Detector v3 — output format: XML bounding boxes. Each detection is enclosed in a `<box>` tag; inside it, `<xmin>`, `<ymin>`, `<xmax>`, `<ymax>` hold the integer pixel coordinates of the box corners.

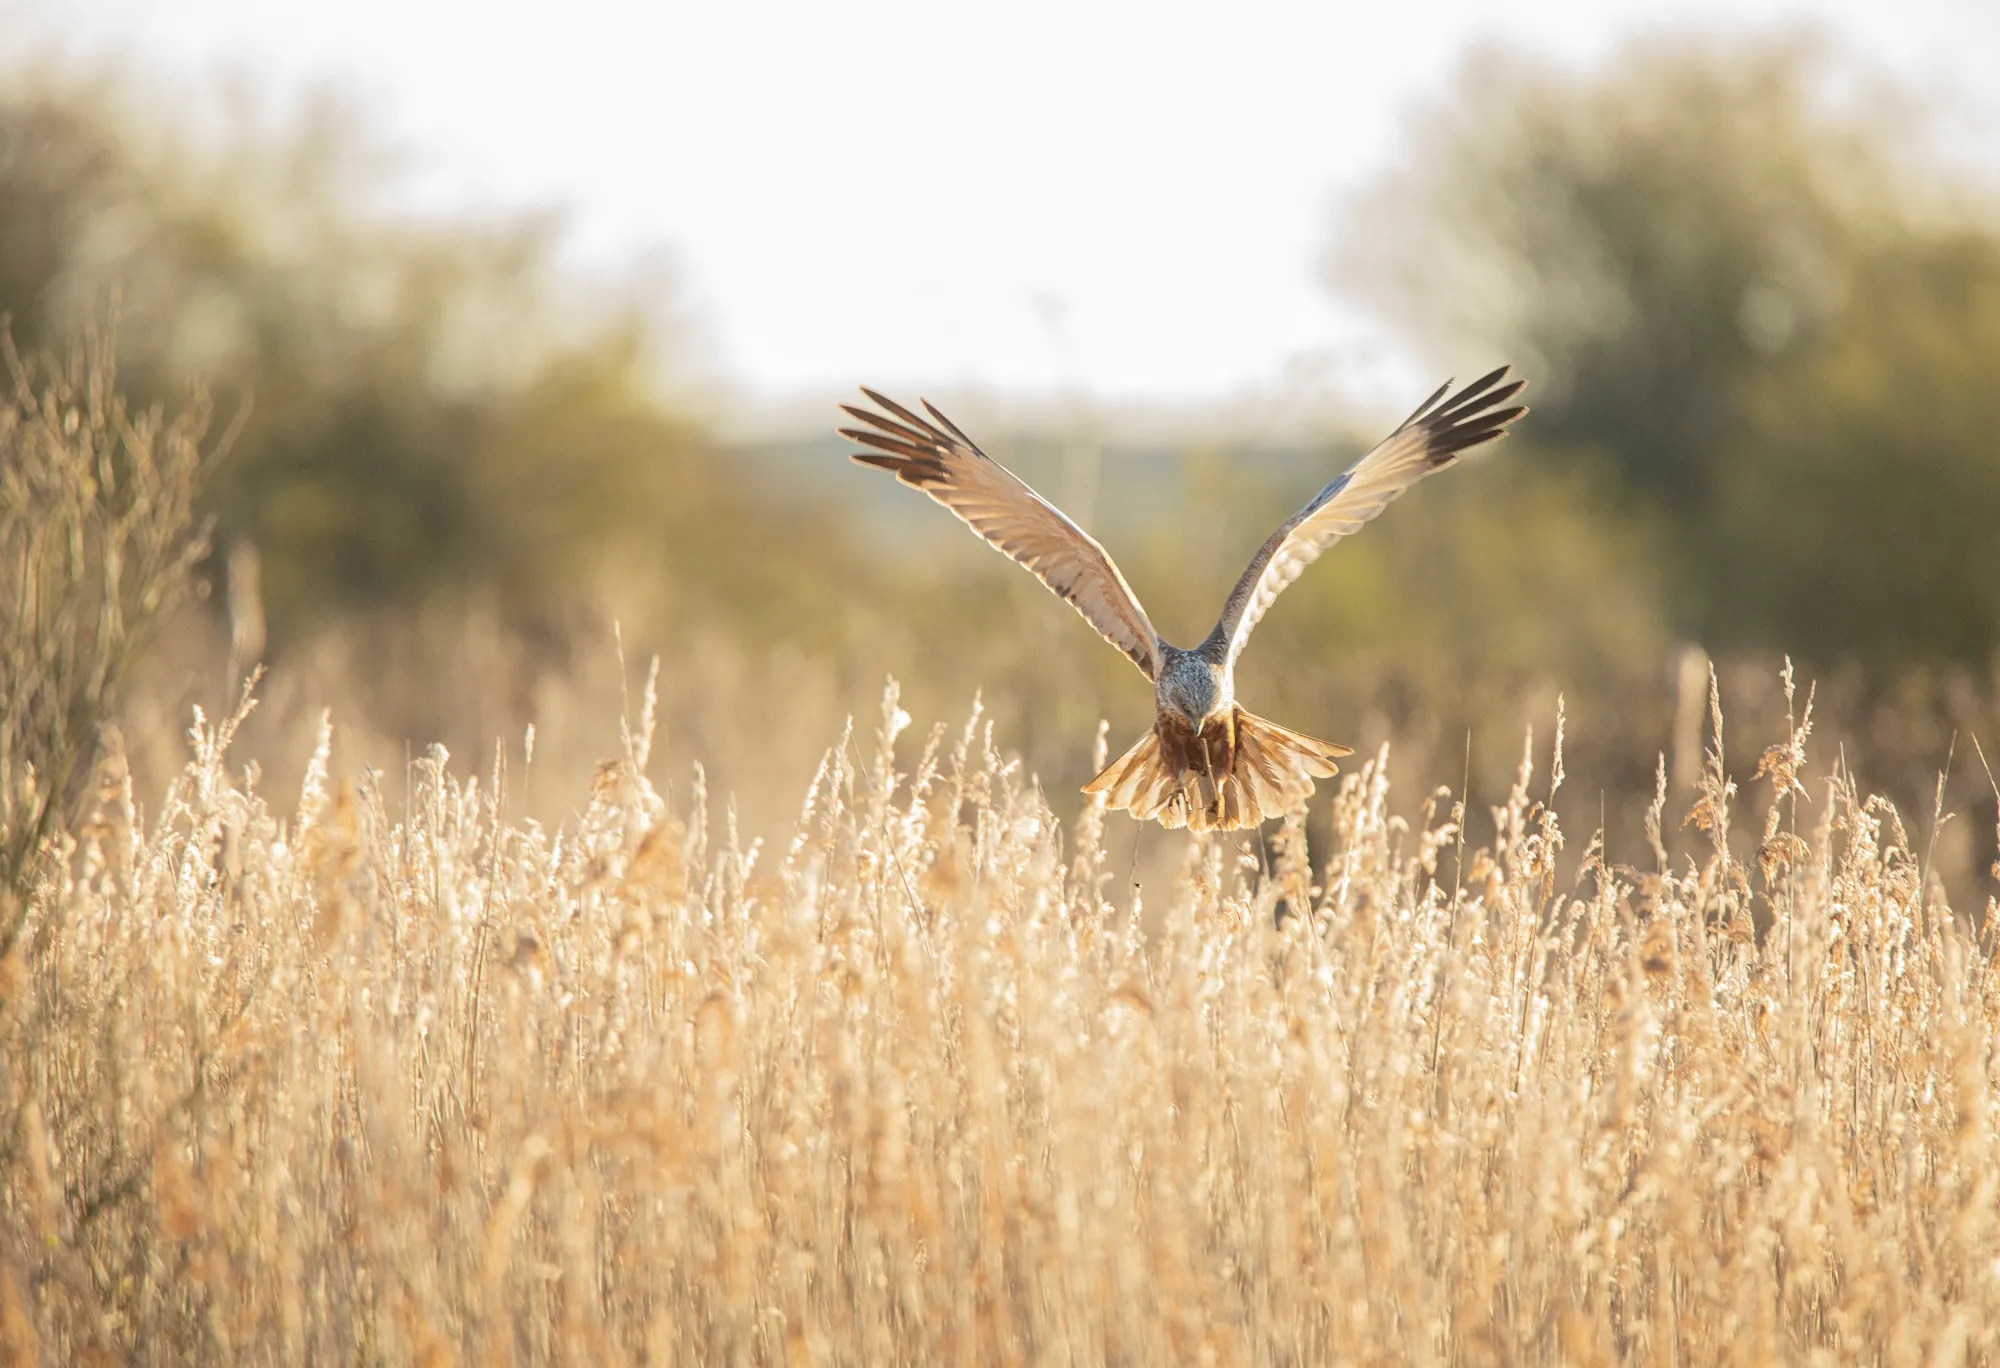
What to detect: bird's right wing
<box><xmin>839</xmin><ymin>389</ymin><xmax>1164</xmax><ymax>680</ymax></box>
<box><xmin>1203</xmin><ymin>366</ymin><xmax>1528</xmax><ymax>665</ymax></box>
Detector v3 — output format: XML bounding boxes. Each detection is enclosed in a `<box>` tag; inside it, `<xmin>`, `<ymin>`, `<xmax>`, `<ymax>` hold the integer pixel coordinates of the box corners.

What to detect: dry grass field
<box><xmin>7</xmin><ymin>330</ymin><xmax>2000</xmax><ymax>1366</ymax></box>
<box><xmin>5</xmin><ymin>655</ymin><xmax>2000</xmax><ymax>1364</ymax></box>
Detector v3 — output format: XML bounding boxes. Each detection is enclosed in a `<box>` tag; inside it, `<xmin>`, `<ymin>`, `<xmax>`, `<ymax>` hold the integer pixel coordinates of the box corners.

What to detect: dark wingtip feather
<box><xmin>840</xmin><ymin>426</ymin><xmax>929</xmax><ymax>456</ymax></box>
<box><xmin>920</xmin><ymin>397</ymin><xmax>979</xmax><ymax>451</ymax></box>
<box><xmin>1400</xmin><ymin>377</ymin><xmax>1456</xmax><ymax>430</ymax></box>
<box><xmin>856</xmin><ymin>387</ymin><xmax>947</xmax><ymax>440</ymax></box>
<box><xmin>1428</xmin><ymin>366</ymin><xmax>1505</xmax><ymax>416</ymax></box>
<box><xmin>1448</xmin><ymin>376</ymin><xmax>1524</xmax><ymax>415</ymax></box>
<box><xmin>839</xmin><ymin>389</ymin><xmax>955</xmax><ymax>454</ymax></box>
<box><xmin>1420</xmin><ymin>368</ymin><xmax>1529</xmax><ymax>463</ymax></box>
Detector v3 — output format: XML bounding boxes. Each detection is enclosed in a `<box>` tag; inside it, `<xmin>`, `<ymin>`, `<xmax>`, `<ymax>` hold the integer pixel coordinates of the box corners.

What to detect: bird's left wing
<box><xmin>839</xmin><ymin>389</ymin><xmax>1164</xmax><ymax>680</ymax></box>
<box><xmin>1203</xmin><ymin>366</ymin><xmax>1528</xmax><ymax>666</ymax></box>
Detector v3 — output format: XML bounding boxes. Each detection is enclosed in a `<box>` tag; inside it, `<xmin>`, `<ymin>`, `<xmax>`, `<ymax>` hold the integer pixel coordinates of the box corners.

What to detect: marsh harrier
<box><xmin>838</xmin><ymin>368</ymin><xmax>1527</xmax><ymax>831</ymax></box>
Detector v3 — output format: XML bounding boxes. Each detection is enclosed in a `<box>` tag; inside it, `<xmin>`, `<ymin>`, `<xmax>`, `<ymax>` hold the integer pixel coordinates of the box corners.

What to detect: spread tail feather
<box><xmin>1082</xmin><ymin>709</ymin><xmax>1354</xmax><ymax>832</ymax></box>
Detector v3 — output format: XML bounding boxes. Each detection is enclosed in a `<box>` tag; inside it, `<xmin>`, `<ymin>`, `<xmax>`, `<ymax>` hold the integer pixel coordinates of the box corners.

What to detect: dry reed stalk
<box><xmin>0</xmin><ymin>672</ymin><xmax>1996</xmax><ymax>1366</ymax></box>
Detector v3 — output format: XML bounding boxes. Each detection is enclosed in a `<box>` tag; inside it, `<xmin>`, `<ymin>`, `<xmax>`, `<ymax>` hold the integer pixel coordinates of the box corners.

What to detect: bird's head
<box><xmin>1159</xmin><ymin>655</ymin><xmax>1228</xmax><ymax>730</ymax></box>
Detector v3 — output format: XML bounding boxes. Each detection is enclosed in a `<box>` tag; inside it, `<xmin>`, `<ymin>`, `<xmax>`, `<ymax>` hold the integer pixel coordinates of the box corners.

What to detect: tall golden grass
<box><xmin>6</xmin><ymin>324</ymin><xmax>2000</xmax><ymax>1365</ymax></box>
<box><xmin>5</xmin><ymin>652</ymin><xmax>1999</xmax><ymax>1364</ymax></box>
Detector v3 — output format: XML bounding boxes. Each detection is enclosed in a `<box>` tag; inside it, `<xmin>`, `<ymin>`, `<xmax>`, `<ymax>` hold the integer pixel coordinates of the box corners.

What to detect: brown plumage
<box><xmin>1085</xmin><ymin>708</ymin><xmax>1351</xmax><ymax>832</ymax></box>
<box><xmin>839</xmin><ymin>367</ymin><xmax>1528</xmax><ymax>831</ymax></box>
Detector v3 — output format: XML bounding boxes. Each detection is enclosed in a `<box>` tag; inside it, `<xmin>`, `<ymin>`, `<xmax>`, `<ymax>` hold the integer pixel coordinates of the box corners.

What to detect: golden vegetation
<box><xmin>4</xmin><ymin>371</ymin><xmax>1999</xmax><ymax>1359</ymax></box>
<box><xmin>6</xmin><ymin>662</ymin><xmax>2000</xmax><ymax>1363</ymax></box>
<box><xmin>0</xmin><ymin>328</ymin><xmax>223</xmax><ymax>913</ymax></box>
<box><xmin>5</xmin><ymin>37</ymin><xmax>2000</xmax><ymax>1364</ymax></box>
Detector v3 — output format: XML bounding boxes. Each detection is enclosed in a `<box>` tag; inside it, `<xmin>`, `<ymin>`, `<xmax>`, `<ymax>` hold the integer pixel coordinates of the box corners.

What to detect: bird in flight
<box><xmin>838</xmin><ymin>368</ymin><xmax>1527</xmax><ymax>831</ymax></box>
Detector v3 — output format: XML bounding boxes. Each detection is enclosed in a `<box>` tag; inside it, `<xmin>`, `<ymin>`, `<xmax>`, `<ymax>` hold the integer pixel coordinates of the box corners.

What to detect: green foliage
<box><xmin>1240</xmin><ymin>455</ymin><xmax>1667</xmax><ymax>675</ymax></box>
<box><xmin>5</xmin><ymin>42</ymin><xmax>1993</xmax><ymax>844</ymax></box>
<box><xmin>1335</xmin><ymin>33</ymin><xmax>2000</xmax><ymax>667</ymax></box>
<box><xmin>0</xmin><ymin>78</ymin><xmax>858</xmax><ymax>692</ymax></box>
<box><xmin>1716</xmin><ymin>234</ymin><xmax>2000</xmax><ymax>661</ymax></box>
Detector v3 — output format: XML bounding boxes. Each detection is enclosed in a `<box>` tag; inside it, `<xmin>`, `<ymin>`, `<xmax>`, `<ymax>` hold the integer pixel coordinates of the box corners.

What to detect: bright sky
<box><xmin>26</xmin><ymin>0</ymin><xmax>2000</xmax><ymax>405</ymax></box>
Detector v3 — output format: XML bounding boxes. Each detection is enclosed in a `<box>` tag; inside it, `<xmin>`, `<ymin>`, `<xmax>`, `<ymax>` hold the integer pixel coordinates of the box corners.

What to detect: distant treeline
<box><xmin>1335</xmin><ymin>32</ymin><xmax>2000</xmax><ymax>667</ymax></box>
<box><xmin>0</xmin><ymin>76</ymin><xmax>862</xmax><ymax>690</ymax></box>
<box><xmin>3</xmin><ymin>37</ymin><xmax>1998</xmax><ymax>844</ymax></box>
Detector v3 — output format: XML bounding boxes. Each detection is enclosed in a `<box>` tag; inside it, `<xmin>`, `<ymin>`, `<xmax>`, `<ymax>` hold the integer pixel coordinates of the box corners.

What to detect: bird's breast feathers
<box><xmin>1156</xmin><ymin>707</ymin><xmax>1237</xmax><ymax>785</ymax></box>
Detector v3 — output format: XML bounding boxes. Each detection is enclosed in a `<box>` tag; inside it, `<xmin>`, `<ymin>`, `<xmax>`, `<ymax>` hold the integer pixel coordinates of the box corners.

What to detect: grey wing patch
<box><xmin>839</xmin><ymin>389</ymin><xmax>1165</xmax><ymax>679</ymax></box>
<box><xmin>1203</xmin><ymin>366</ymin><xmax>1528</xmax><ymax>664</ymax></box>
<box><xmin>1290</xmin><ymin>467</ymin><xmax>1357</xmax><ymax>528</ymax></box>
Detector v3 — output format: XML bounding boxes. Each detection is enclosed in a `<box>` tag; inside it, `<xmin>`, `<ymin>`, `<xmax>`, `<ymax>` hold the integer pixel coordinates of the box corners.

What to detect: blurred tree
<box><xmin>0</xmin><ymin>77</ymin><xmax>860</xmax><ymax>710</ymax></box>
<box><xmin>1332</xmin><ymin>32</ymin><xmax>2000</xmax><ymax>666</ymax></box>
<box><xmin>1717</xmin><ymin>233</ymin><xmax>2000</xmax><ymax>661</ymax></box>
